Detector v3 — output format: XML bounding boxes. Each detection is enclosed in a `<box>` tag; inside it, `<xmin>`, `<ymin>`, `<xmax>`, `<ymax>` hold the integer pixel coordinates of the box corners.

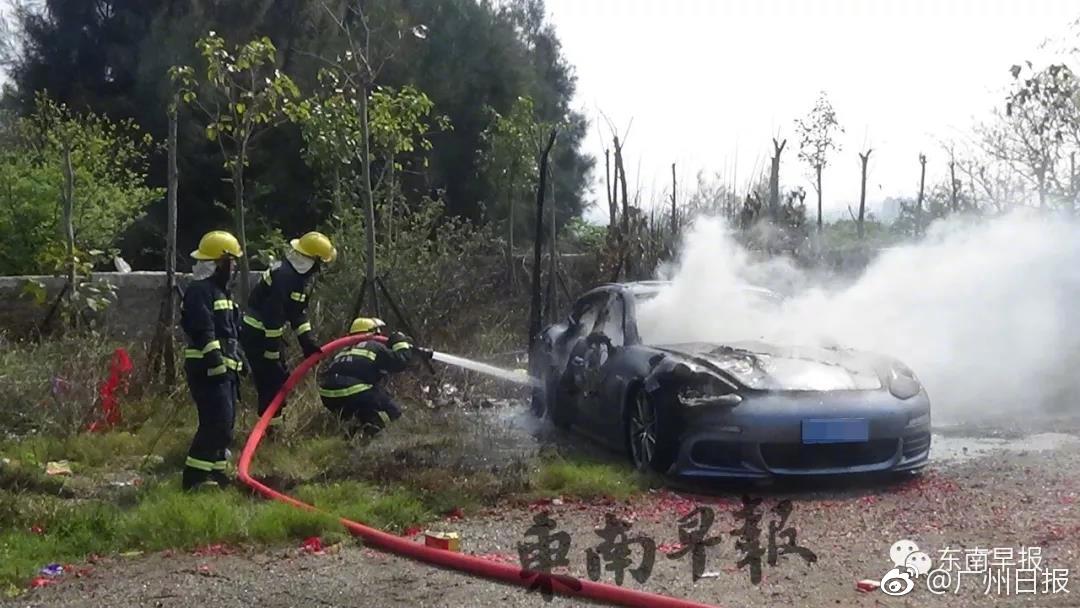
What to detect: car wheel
<box><xmin>626</xmin><ymin>388</ymin><xmax>675</xmax><ymax>473</ymax></box>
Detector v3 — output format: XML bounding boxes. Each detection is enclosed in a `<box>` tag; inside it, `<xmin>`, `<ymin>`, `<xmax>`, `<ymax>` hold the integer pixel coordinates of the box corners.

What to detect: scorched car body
<box><xmin>529</xmin><ymin>281</ymin><xmax>931</xmax><ymax>478</ymax></box>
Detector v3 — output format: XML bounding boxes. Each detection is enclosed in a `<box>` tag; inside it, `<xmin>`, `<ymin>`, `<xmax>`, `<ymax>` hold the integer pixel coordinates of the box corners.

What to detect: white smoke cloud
<box><xmin>636</xmin><ymin>212</ymin><xmax>1080</xmax><ymax>423</ymax></box>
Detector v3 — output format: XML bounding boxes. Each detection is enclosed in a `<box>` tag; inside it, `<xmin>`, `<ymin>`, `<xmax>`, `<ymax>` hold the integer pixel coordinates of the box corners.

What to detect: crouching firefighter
<box><xmin>317</xmin><ymin>318</ymin><xmax>433</xmax><ymax>437</ymax></box>
<box><xmin>180</xmin><ymin>231</ymin><xmax>246</xmax><ymax>491</ymax></box>
<box><xmin>241</xmin><ymin>232</ymin><xmax>336</xmax><ymax>430</ymax></box>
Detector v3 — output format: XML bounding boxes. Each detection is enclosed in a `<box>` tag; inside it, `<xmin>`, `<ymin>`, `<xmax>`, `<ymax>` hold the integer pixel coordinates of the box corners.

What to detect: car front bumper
<box><xmin>668</xmin><ymin>390</ymin><xmax>932</xmax><ymax>479</ymax></box>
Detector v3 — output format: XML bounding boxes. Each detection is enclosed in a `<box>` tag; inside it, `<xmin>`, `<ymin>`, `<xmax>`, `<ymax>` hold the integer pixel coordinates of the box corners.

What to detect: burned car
<box><xmin>529</xmin><ymin>281</ymin><xmax>931</xmax><ymax>478</ymax></box>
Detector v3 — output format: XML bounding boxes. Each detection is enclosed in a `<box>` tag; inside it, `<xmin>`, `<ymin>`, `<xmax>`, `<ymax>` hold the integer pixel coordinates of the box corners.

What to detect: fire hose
<box><xmin>237</xmin><ymin>333</ymin><xmax>719</xmax><ymax>608</ymax></box>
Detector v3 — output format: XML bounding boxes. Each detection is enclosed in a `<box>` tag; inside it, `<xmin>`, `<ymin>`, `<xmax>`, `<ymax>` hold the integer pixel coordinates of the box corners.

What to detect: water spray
<box><xmin>430</xmin><ymin>351</ymin><xmax>539</xmax><ymax>387</ymax></box>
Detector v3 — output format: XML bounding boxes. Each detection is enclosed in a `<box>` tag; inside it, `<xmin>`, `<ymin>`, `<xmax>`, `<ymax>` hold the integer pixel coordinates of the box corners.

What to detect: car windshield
<box><xmin>632</xmin><ymin>284</ymin><xmax>783</xmax><ymax>345</ymax></box>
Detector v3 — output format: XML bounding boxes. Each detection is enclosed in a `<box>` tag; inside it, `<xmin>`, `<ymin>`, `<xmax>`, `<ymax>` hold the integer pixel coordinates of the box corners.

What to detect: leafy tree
<box><xmin>480</xmin><ymin>95</ymin><xmax>543</xmax><ymax>272</ymax></box>
<box><xmin>170</xmin><ymin>32</ymin><xmax>305</xmax><ymax>301</ymax></box>
<box><xmin>795</xmin><ymin>92</ymin><xmax>843</xmax><ymax>231</ymax></box>
<box><xmin>0</xmin><ymin>93</ymin><xmax>160</xmax><ymax>276</ymax></box>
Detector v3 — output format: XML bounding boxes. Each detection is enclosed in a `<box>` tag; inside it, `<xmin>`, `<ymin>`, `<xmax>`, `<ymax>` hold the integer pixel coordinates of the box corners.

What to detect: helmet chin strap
<box><xmin>286</xmin><ymin>249</ymin><xmax>316</xmax><ymax>274</ymax></box>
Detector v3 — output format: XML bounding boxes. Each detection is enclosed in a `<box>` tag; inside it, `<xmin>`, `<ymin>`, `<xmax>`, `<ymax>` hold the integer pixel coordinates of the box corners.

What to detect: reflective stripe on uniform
<box><xmin>342</xmin><ymin>348</ymin><xmax>376</xmax><ymax>360</ymax></box>
<box><xmin>184</xmin><ymin>340</ymin><xmax>222</xmax><ymax>359</ymax></box>
<box><xmin>185</xmin><ymin>456</ymin><xmax>215</xmax><ymax>471</ymax></box>
<box><xmin>377</xmin><ymin>411</ymin><xmax>391</xmax><ymax>425</ymax></box>
<box><xmin>318</xmin><ymin>383</ymin><xmax>372</xmax><ymax>398</ymax></box>
<box><xmin>212</xmin><ymin>299</ymin><xmax>235</xmax><ymax>311</ymax></box>
<box><xmin>207</xmin><ymin>364</ymin><xmax>227</xmax><ymax>377</ymax></box>
<box><xmin>392</xmin><ymin>341</ymin><xmax>412</xmax><ymax>352</ymax></box>
<box><xmin>290</xmin><ymin>292</ymin><xmax>307</xmax><ymax>302</ymax></box>
<box><xmin>244</xmin><ymin>315</ymin><xmax>284</xmax><ymax>338</ymax></box>
<box><xmin>223</xmin><ymin>357</ymin><xmax>242</xmax><ymax>371</ymax></box>
<box><xmin>296</xmin><ymin>322</ymin><xmax>312</xmax><ymax>335</ymax></box>
<box><xmin>263</xmin><ymin>351</ymin><xmax>280</xmax><ymax>360</ymax></box>
<box><xmin>212</xmin><ymin>460</ymin><xmax>228</xmax><ymax>471</ymax></box>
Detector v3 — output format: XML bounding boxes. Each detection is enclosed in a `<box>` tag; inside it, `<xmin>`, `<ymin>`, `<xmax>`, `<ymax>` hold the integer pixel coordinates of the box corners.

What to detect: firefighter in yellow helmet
<box><xmin>180</xmin><ymin>231</ymin><xmax>245</xmax><ymax>490</ymax></box>
<box><xmin>317</xmin><ymin>317</ymin><xmax>433</xmax><ymax>437</ymax></box>
<box><xmin>240</xmin><ymin>232</ymin><xmax>336</xmax><ymax>430</ymax></box>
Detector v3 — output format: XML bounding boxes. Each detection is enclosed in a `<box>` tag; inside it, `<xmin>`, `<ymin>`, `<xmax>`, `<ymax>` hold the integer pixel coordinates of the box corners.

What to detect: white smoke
<box><xmin>636</xmin><ymin>212</ymin><xmax>1080</xmax><ymax>423</ymax></box>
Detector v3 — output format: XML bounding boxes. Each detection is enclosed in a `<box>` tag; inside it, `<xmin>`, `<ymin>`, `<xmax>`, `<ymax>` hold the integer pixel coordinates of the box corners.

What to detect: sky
<box><xmin>545</xmin><ymin>0</ymin><xmax>1080</xmax><ymax>223</ymax></box>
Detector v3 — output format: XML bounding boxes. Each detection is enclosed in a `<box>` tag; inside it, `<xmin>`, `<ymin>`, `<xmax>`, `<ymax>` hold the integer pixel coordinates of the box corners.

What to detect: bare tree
<box><xmin>857</xmin><ymin>148</ymin><xmax>873</xmax><ymax>239</ymax></box>
<box><xmin>527</xmin><ymin>129</ymin><xmax>558</xmax><ymax>351</ymax></box>
<box><xmin>795</xmin><ymin>92</ymin><xmax>844</xmax><ymax>231</ymax></box>
<box><xmin>768</xmin><ymin>138</ymin><xmax>786</xmax><ymax>222</ymax></box>
<box><xmin>917</xmin><ymin>153</ymin><xmax>927</xmax><ymax>234</ymax></box>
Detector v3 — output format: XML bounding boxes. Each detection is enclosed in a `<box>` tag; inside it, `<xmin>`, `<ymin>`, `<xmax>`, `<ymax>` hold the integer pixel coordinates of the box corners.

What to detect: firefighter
<box><xmin>241</xmin><ymin>232</ymin><xmax>336</xmax><ymax>429</ymax></box>
<box><xmin>318</xmin><ymin>317</ymin><xmax>433</xmax><ymax>437</ymax></box>
<box><xmin>180</xmin><ymin>230</ymin><xmax>245</xmax><ymax>491</ymax></box>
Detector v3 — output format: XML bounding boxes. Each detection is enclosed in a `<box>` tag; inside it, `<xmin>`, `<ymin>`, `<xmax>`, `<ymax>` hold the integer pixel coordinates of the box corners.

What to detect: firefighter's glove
<box><xmin>415</xmin><ymin>346</ymin><xmax>434</xmax><ymax>361</ymax></box>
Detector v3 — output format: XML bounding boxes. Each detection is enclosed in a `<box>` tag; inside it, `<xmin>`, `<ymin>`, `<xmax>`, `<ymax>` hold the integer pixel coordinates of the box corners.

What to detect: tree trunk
<box><xmin>917</xmin><ymin>154</ymin><xmax>927</xmax><ymax>235</ymax></box>
<box><xmin>857</xmin><ymin>149</ymin><xmax>872</xmax><ymax>240</ymax></box>
<box><xmin>506</xmin><ymin>158</ymin><xmax>517</xmax><ymax>285</ymax></box>
<box><xmin>359</xmin><ymin>85</ymin><xmax>378</xmax><ymax>313</ymax></box>
<box><xmin>769</xmin><ymin>138</ymin><xmax>786</xmax><ymax>222</ymax></box>
<box><xmin>948</xmin><ymin>159</ymin><xmax>958</xmax><ymax>214</ymax></box>
<box><xmin>164</xmin><ymin>99</ymin><xmax>179</xmax><ymax>385</ymax></box>
<box><xmin>605</xmin><ymin>149</ymin><xmax>615</xmax><ymax>228</ymax></box>
<box><xmin>386</xmin><ymin>152</ymin><xmax>395</xmax><ymax>248</ymax></box>
<box><xmin>528</xmin><ymin>129</ymin><xmax>558</xmax><ymax>352</ymax></box>
<box><xmin>670</xmin><ymin>162</ymin><xmax>677</xmax><ymax>237</ymax></box>
<box><xmin>815</xmin><ymin>164</ymin><xmax>823</xmax><ymax>232</ymax></box>
<box><xmin>61</xmin><ymin>142</ymin><xmax>76</xmax><ymax>303</ymax></box>
<box><xmin>232</xmin><ymin>152</ymin><xmax>249</xmax><ymax>304</ymax></box>
<box><xmin>614</xmin><ymin>136</ymin><xmax>630</xmax><ymax>278</ymax></box>
<box><xmin>546</xmin><ymin>166</ymin><xmax>557</xmax><ymax>324</ymax></box>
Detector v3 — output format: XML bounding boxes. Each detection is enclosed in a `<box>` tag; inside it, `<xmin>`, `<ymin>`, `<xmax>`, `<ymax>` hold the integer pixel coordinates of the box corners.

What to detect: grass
<box><xmin>531</xmin><ymin>459</ymin><xmax>649</xmax><ymax>501</ymax></box>
<box><xmin>0</xmin><ymin>380</ymin><xmax>657</xmax><ymax>595</ymax></box>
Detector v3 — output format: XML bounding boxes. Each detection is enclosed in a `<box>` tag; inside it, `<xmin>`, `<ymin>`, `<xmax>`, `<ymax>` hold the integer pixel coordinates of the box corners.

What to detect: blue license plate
<box><xmin>801</xmin><ymin>419</ymin><xmax>869</xmax><ymax>444</ymax></box>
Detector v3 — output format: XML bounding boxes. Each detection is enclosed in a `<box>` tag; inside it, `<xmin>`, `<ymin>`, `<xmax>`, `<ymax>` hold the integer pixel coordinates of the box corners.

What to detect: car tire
<box><xmin>625</xmin><ymin>387</ymin><xmax>676</xmax><ymax>474</ymax></box>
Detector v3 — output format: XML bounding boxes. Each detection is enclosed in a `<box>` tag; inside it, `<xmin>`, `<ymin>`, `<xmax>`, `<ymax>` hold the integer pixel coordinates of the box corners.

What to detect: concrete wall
<box><xmin>0</xmin><ymin>271</ymin><xmax>187</xmax><ymax>340</ymax></box>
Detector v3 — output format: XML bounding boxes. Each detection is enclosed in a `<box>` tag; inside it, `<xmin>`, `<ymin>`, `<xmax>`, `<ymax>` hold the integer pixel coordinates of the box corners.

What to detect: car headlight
<box><xmin>887</xmin><ymin>365</ymin><xmax>922</xmax><ymax>400</ymax></box>
<box><xmin>677</xmin><ymin>378</ymin><xmax>742</xmax><ymax>407</ymax></box>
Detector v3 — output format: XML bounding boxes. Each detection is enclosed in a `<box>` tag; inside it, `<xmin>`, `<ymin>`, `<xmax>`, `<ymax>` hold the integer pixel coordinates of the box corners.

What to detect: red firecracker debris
<box><xmin>30</xmin><ymin>524</ymin><xmax>44</xmax><ymax>535</ymax></box>
<box><xmin>444</xmin><ymin>506</ymin><xmax>464</xmax><ymax>520</ymax></box>
<box><xmin>28</xmin><ymin>576</ymin><xmax>56</xmax><ymax>589</ymax></box>
<box><xmin>856</xmin><ymin>579</ymin><xmax>880</xmax><ymax>592</ymax></box>
<box><xmin>658</xmin><ymin>542</ymin><xmax>686</xmax><ymax>555</ymax></box>
<box><xmin>87</xmin><ymin>348</ymin><xmax>133</xmax><ymax>432</ymax></box>
<box><xmin>193</xmin><ymin>544</ymin><xmax>235</xmax><ymax>557</ymax></box>
<box><xmin>402</xmin><ymin>526</ymin><xmax>423</xmax><ymax>537</ymax></box>
<box><xmin>300</xmin><ymin>536</ymin><xmax>324</xmax><ymax>554</ymax></box>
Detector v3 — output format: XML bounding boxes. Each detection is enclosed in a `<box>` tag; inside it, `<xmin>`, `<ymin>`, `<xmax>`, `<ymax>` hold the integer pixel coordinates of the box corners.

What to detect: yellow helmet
<box><xmin>350</xmin><ymin>317</ymin><xmax>386</xmax><ymax>334</ymax></box>
<box><xmin>290</xmin><ymin>231</ymin><xmax>337</xmax><ymax>263</ymax></box>
<box><xmin>191</xmin><ymin>230</ymin><xmax>242</xmax><ymax>260</ymax></box>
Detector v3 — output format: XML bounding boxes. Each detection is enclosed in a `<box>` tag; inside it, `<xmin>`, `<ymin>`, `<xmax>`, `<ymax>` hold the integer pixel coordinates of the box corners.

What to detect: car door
<box><xmin>554</xmin><ymin>293</ymin><xmax>608</xmax><ymax>405</ymax></box>
<box><xmin>577</xmin><ymin>292</ymin><xmax>633</xmax><ymax>445</ymax></box>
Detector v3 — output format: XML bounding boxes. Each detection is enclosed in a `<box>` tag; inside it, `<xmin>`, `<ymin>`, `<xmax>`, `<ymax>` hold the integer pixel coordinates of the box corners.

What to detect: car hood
<box><xmin>650</xmin><ymin>340</ymin><xmax>886</xmax><ymax>391</ymax></box>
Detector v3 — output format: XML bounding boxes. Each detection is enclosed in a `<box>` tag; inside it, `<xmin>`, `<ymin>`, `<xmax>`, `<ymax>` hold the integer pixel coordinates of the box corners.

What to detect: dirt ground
<box><xmin>7</xmin><ymin>408</ymin><xmax>1080</xmax><ymax>608</ymax></box>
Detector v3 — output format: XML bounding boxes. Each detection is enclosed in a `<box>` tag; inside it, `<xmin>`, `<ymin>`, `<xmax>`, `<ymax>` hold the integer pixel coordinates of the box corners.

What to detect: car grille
<box><xmin>690</xmin><ymin>441</ymin><xmax>744</xmax><ymax>468</ymax></box>
<box><xmin>902</xmin><ymin>432</ymin><xmax>931</xmax><ymax>458</ymax></box>
<box><xmin>760</xmin><ymin>440</ymin><xmax>898</xmax><ymax>470</ymax></box>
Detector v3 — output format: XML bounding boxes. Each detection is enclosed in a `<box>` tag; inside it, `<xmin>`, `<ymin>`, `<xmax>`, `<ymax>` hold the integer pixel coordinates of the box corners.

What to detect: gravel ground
<box><xmin>7</xmin><ymin>411</ymin><xmax>1080</xmax><ymax>608</ymax></box>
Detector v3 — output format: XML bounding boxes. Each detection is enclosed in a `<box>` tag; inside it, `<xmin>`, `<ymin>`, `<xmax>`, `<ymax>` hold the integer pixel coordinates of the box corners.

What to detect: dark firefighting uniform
<box><xmin>318</xmin><ymin>334</ymin><xmax>414</xmax><ymax>435</ymax></box>
<box><xmin>240</xmin><ymin>260</ymin><xmax>320</xmax><ymax>424</ymax></box>
<box><xmin>180</xmin><ymin>276</ymin><xmax>244</xmax><ymax>489</ymax></box>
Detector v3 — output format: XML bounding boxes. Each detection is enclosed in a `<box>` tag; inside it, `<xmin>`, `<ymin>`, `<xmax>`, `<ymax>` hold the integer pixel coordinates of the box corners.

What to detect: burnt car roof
<box><xmin>593</xmin><ymin>281</ymin><xmax>783</xmax><ymax>302</ymax></box>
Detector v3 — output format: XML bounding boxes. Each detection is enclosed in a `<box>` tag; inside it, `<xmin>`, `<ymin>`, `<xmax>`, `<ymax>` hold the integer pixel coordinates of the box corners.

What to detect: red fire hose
<box><xmin>237</xmin><ymin>333</ymin><xmax>719</xmax><ymax>608</ymax></box>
